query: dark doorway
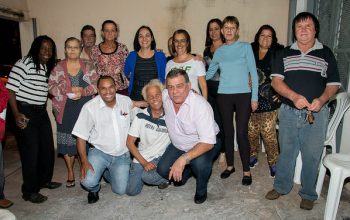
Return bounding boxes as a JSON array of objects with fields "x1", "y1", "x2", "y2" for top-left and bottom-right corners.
[
  {"x1": 0, "y1": 18, "x2": 22, "y2": 134},
  {"x1": 0, "y1": 18, "x2": 22, "y2": 66}
]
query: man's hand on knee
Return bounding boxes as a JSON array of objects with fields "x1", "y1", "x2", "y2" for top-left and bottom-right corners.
[
  {"x1": 80, "y1": 161, "x2": 94, "y2": 180},
  {"x1": 169, "y1": 157, "x2": 186, "y2": 182}
]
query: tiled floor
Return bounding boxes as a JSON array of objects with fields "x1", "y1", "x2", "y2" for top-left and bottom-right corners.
[{"x1": 2, "y1": 135, "x2": 350, "y2": 220}]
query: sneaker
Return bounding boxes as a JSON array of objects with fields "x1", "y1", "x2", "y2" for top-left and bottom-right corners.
[
  {"x1": 300, "y1": 199, "x2": 314, "y2": 210},
  {"x1": 40, "y1": 181, "x2": 62, "y2": 189},
  {"x1": 87, "y1": 192, "x2": 99, "y2": 204},
  {"x1": 249, "y1": 156, "x2": 258, "y2": 168},
  {"x1": 269, "y1": 165, "x2": 276, "y2": 177},
  {"x1": 158, "y1": 181, "x2": 169, "y2": 189},
  {"x1": 194, "y1": 192, "x2": 207, "y2": 204},
  {"x1": 265, "y1": 189, "x2": 283, "y2": 200},
  {"x1": 22, "y1": 193, "x2": 47, "y2": 203}
]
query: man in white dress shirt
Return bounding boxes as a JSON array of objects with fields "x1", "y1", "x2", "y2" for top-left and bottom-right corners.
[{"x1": 72, "y1": 75, "x2": 145, "y2": 204}]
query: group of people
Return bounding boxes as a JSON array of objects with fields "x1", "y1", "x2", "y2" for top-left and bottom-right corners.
[{"x1": 0, "y1": 11, "x2": 340, "y2": 211}]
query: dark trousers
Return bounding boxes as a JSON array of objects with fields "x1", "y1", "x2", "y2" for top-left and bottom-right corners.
[
  {"x1": 217, "y1": 93, "x2": 251, "y2": 172},
  {"x1": 15, "y1": 102, "x2": 55, "y2": 196},
  {"x1": 157, "y1": 143, "x2": 220, "y2": 196},
  {"x1": 207, "y1": 80, "x2": 225, "y2": 153}
]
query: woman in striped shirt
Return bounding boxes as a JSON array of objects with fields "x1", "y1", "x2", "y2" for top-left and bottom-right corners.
[{"x1": 6, "y1": 35, "x2": 61, "y2": 204}]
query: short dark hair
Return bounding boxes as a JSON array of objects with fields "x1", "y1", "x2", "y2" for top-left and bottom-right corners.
[
  {"x1": 64, "y1": 37, "x2": 81, "y2": 48},
  {"x1": 251, "y1": 24, "x2": 284, "y2": 52},
  {"x1": 97, "y1": 75, "x2": 115, "y2": 88},
  {"x1": 133, "y1": 26, "x2": 156, "y2": 51},
  {"x1": 101, "y1": 20, "x2": 118, "y2": 31},
  {"x1": 205, "y1": 18, "x2": 225, "y2": 47},
  {"x1": 80, "y1": 25, "x2": 96, "y2": 38},
  {"x1": 166, "y1": 68, "x2": 190, "y2": 84},
  {"x1": 222, "y1": 16, "x2": 240, "y2": 29},
  {"x1": 292, "y1": 12, "x2": 320, "y2": 41},
  {"x1": 172, "y1": 29, "x2": 191, "y2": 54},
  {"x1": 28, "y1": 35, "x2": 57, "y2": 76}
]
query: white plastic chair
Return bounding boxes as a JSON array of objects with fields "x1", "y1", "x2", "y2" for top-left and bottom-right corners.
[
  {"x1": 293, "y1": 92, "x2": 350, "y2": 187},
  {"x1": 316, "y1": 92, "x2": 350, "y2": 195},
  {"x1": 322, "y1": 153, "x2": 350, "y2": 220}
]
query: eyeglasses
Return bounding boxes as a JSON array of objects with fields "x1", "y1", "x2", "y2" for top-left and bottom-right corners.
[{"x1": 173, "y1": 39, "x2": 187, "y2": 44}]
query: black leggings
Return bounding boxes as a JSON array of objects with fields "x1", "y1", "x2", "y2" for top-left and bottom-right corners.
[{"x1": 217, "y1": 93, "x2": 251, "y2": 172}]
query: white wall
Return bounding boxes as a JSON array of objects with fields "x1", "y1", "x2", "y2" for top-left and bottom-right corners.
[{"x1": 24, "y1": 0, "x2": 289, "y2": 59}]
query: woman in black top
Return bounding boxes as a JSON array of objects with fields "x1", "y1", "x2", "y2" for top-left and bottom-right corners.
[
  {"x1": 203, "y1": 18, "x2": 225, "y2": 167},
  {"x1": 248, "y1": 25, "x2": 284, "y2": 177}
]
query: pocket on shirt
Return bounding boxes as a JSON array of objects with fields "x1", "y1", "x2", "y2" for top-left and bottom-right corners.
[{"x1": 120, "y1": 115, "x2": 130, "y2": 128}]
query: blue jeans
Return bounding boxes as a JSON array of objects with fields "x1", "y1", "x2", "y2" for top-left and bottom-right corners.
[
  {"x1": 157, "y1": 142, "x2": 220, "y2": 196},
  {"x1": 126, "y1": 157, "x2": 168, "y2": 196},
  {"x1": 274, "y1": 104, "x2": 329, "y2": 201},
  {"x1": 81, "y1": 148, "x2": 130, "y2": 195}
]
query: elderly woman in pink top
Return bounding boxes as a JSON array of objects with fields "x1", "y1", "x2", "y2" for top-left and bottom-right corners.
[{"x1": 49, "y1": 37, "x2": 98, "y2": 188}]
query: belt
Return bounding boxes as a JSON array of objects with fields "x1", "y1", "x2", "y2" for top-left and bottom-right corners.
[{"x1": 17, "y1": 101, "x2": 46, "y2": 110}]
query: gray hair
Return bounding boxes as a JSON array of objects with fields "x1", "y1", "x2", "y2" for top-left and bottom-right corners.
[{"x1": 142, "y1": 79, "x2": 164, "y2": 100}]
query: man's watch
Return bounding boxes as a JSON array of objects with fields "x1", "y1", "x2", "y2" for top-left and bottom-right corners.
[{"x1": 182, "y1": 153, "x2": 190, "y2": 164}]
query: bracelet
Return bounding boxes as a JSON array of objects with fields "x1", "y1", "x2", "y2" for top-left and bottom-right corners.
[{"x1": 182, "y1": 153, "x2": 190, "y2": 164}]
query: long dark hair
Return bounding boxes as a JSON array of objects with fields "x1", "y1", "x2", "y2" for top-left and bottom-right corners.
[
  {"x1": 205, "y1": 18, "x2": 224, "y2": 47},
  {"x1": 251, "y1": 24, "x2": 283, "y2": 52},
  {"x1": 27, "y1": 35, "x2": 57, "y2": 76},
  {"x1": 133, "y1": 25, "x2": 156, "y2": 51}
]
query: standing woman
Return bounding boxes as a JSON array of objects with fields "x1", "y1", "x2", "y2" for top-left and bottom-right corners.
[
  {"x1": 203, "y1": 18, "x2": 225, "y2": 166},
  {"x1": 49, "y1": 37, "x2": 98, "y2": 187},
  {"x1": 90, "y1": 20, "x2": 129, "y2": 95},
  {"x1": 124, "y1": 26, "x2": 166, "y2": 101},
  {"x1": 206, "y1": 16, "x2": 258, "y2": 185},
  {"x1": 6, "y1": 35, "x2": 61, "y2": 203},
  {"x1": 248, "y1": 25, "x2": 283, "y2": 177},
  {"x1": 166, "y1": 29, "x2": 208, "y2": 99}
]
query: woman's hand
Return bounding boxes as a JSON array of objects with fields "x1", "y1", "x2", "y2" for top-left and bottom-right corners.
[{"x1": 251, "y1": 101, "x2": 258, "y2": 112}]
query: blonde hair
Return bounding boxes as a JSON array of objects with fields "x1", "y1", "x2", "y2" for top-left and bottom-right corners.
[{"x1": 141, "y1": 79, "x2": 164, "y2": 101}]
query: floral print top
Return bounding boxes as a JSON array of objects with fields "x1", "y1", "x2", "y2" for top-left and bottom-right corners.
[{"x1": 90, "y1": 42, "x2": 129, "y2": 90}]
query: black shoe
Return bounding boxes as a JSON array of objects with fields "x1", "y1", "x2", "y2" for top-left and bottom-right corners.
[
  {"x1": 40, "y1": 182, "x2": 62, "y2": 189},
  {"x1": 194, "y1": 192, "x2": 207, "y2": 204},
  {"x1": 158, "y1": 181, "x2": 169, "y2": 189},
  {"x1": 87, "y1": 192, "x2": 99, "y2": 204},
  {"x1": 220, "y1": 168, "x2": 235, "y2": 179},
  {"x1": 242, "y1": 175, "x2": 252, "y2": 186},
  {"x1": 22, "y1": 193, "x2": 47, "y2": 203}
]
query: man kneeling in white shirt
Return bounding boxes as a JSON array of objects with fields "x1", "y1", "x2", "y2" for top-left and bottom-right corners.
[{"x1": 72, "y1": 75, "x2": 146, "y2": 204}]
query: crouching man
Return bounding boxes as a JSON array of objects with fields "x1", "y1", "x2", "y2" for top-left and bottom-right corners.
[
  {"x1": 157, "y1": 69, "x2": 220, "y2": 204},
  {"x1": 72, "y1": 75, "x2": 146, "y2": 203}
]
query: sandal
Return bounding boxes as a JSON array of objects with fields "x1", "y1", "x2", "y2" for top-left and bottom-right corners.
[{"x1": 66, "y1": 179, "x2": 75, "y2": 188}]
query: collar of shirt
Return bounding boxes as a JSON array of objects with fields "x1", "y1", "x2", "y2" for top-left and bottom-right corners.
[
  {"x1": 97, "y1": 95, "x2": 117, "y2": 109},
  {"x1": 163, "y1": 89, "x2": 192, "y2": 113},
  {"x1": 290, "y1": 39, "x2": 323, "y2": 54},
  {"x1": 146, "y1": 106, "x2": 165, "y2": 118}
]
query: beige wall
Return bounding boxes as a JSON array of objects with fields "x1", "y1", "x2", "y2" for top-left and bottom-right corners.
[{"x1": 24, "y1": 0, "x2": 289, "y2": 59}]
